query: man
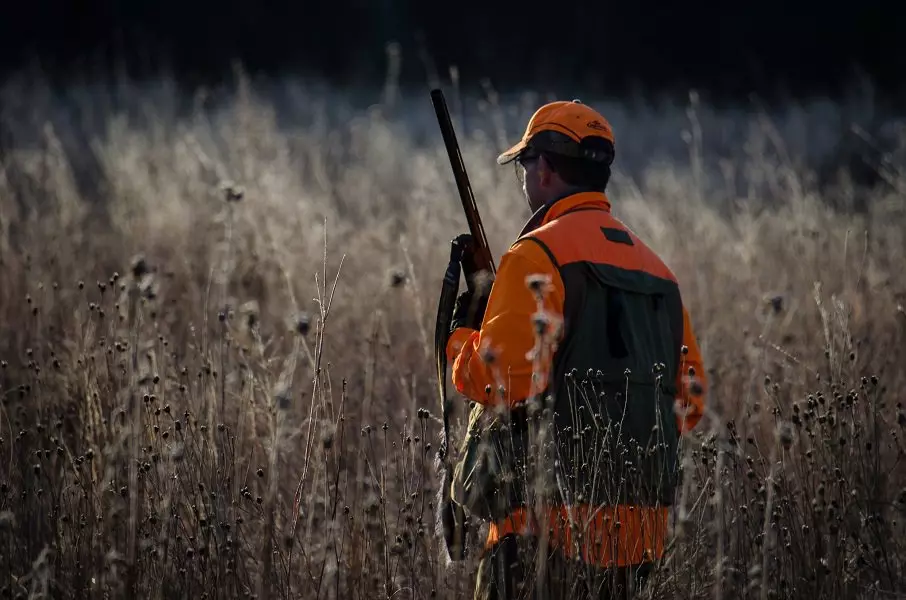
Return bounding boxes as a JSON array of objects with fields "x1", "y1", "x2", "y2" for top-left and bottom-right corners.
[{"x1": 445, "y1": 100, "x2": 707, "y2": 599}]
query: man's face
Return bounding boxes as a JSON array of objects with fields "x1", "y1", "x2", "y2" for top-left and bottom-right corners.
[{"x1": 517, "y1": 150, "x2": 546, "y2": 212}]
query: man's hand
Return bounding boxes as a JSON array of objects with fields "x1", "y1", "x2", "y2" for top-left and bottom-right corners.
[
  {"x1": 452, "y1": 233, "x2": 480, "y2": 286},
  {"x1": 450, "y1": 233, "x2": 491, "y2": 331}
]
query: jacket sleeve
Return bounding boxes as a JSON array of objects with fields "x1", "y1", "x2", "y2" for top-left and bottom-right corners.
[
  {"x1": 675, "y1": 305, "x2": 707, "y2": 434},
  {"x1": 445, "y1": 239, "x2": 565, "y2": 408}
]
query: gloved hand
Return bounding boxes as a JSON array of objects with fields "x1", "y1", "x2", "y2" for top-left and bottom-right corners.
[
  {"x1": 449, "y1": 233, "x2": 491, "y2": 332},
  {"x1": 452, "y1": 233, "x2": 480, "y2": 284}
]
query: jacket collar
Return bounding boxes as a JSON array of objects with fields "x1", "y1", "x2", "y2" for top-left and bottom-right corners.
[{"x1": 518, "y1": 190, "x2": 612, "y2": 237}]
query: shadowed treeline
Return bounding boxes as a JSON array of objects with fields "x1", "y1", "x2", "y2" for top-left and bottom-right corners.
[{"x1": 1, "y1": 0, "x2": 904, "y2": 103}]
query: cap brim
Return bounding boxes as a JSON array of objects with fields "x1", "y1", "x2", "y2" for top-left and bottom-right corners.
[{"x1": 496, "y1": 140, "x2": 527, "y2": 165}]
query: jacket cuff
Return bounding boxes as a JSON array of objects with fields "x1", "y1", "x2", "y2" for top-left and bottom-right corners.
[{"x1": 445, "y1": 327, "x2": 476, "y2": 363}]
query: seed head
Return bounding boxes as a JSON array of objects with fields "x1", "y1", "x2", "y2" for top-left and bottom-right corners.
[
  {"x1": 775, "y1": 421, "x2": 794, "y2": 449},
  {"x1": 222, "y1": 182, "x2": 245, "y2": 202},
  {"x1": 294, "y1": 312, "x2": 311, "y2": 336},
  {"x1": 689, "y1": 379, "x2": 704, "y2": 396},
  {"x1": 525, "y1": 273, "x2": 553, "y2": 295},
  {"x1": 274, "y1": 388, "x2": 291, "y2": 410},
  {"x1": 532, "y1": 311, "x2": 551, "y2": 337},
  {"x1": 170, "y1": 443, "x2": 185, "y2": 461},
  {"x1": 388, "y1": 268, "x2": 407, "y2": 288},
  {"x1": 479, "y1": 341, "x2": 497, "y2": 364},
  {"x1": 239, "y1": 300, "x2": 259, "y2": 329}
]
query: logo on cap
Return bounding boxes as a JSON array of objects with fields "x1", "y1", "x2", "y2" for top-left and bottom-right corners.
[{"x1": 587, "y1": 120, "x2": 608, "y2": 132}]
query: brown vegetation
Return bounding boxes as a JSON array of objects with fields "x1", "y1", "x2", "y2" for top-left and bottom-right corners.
[{"x1": 1, "y1": 75, "x2": 905, "y2": 599}]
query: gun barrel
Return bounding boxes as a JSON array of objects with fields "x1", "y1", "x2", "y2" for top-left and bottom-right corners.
[{"x1": 430, "y1": 88, "x2": 496, "y2": 276}]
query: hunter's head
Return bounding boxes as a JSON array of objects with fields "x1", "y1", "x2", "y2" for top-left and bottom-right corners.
[{"x1": 497, "y1": 100, "x2": 615, "y2": 212}]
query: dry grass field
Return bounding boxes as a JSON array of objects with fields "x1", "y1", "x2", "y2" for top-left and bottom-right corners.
[{"x1": 1, "y1": 71, "x2": 905, "y2": 599}]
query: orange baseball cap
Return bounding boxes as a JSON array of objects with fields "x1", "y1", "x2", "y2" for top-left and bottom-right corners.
[{"x1": 496, "y1": 99, "x2": 615, "y2": 165}]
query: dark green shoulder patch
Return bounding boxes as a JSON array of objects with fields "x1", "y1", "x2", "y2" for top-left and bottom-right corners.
[{"x1": 601, "y1": 227, "x2": 633, "y2": 245}]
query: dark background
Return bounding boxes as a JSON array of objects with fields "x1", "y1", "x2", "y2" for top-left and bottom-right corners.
[{"x1": 1, "y1": 0, "x2": 904, "y2": 103}]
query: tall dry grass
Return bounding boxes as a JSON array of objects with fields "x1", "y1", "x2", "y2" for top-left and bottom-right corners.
[{"x1": 0, "y1": 70, "x2": 905, "y2": 599}]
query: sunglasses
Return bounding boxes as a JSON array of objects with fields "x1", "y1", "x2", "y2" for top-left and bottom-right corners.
[
  {"x1": 516, "y1": 150, "x2": 541, "y2": 167},
  {"x1": 514, "y1": 150, "x2": 543, "y2": 185}
]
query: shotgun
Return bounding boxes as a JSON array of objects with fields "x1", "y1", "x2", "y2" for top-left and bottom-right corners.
[
  {"x1": 430, "y1": 88, "x2": 495, "y2": 562},
  {"x1": 430, "y1": 88, "x2": 496, "y2": 284}
]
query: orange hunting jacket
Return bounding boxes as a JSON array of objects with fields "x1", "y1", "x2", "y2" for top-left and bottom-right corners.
[{"x1": 446, "y1": 191, "x2": 707, "y2": 567}]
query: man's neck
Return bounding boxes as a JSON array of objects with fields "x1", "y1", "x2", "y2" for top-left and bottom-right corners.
[{"x1": 520, "y1": 187, "x2": 597, "y2": 237}]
